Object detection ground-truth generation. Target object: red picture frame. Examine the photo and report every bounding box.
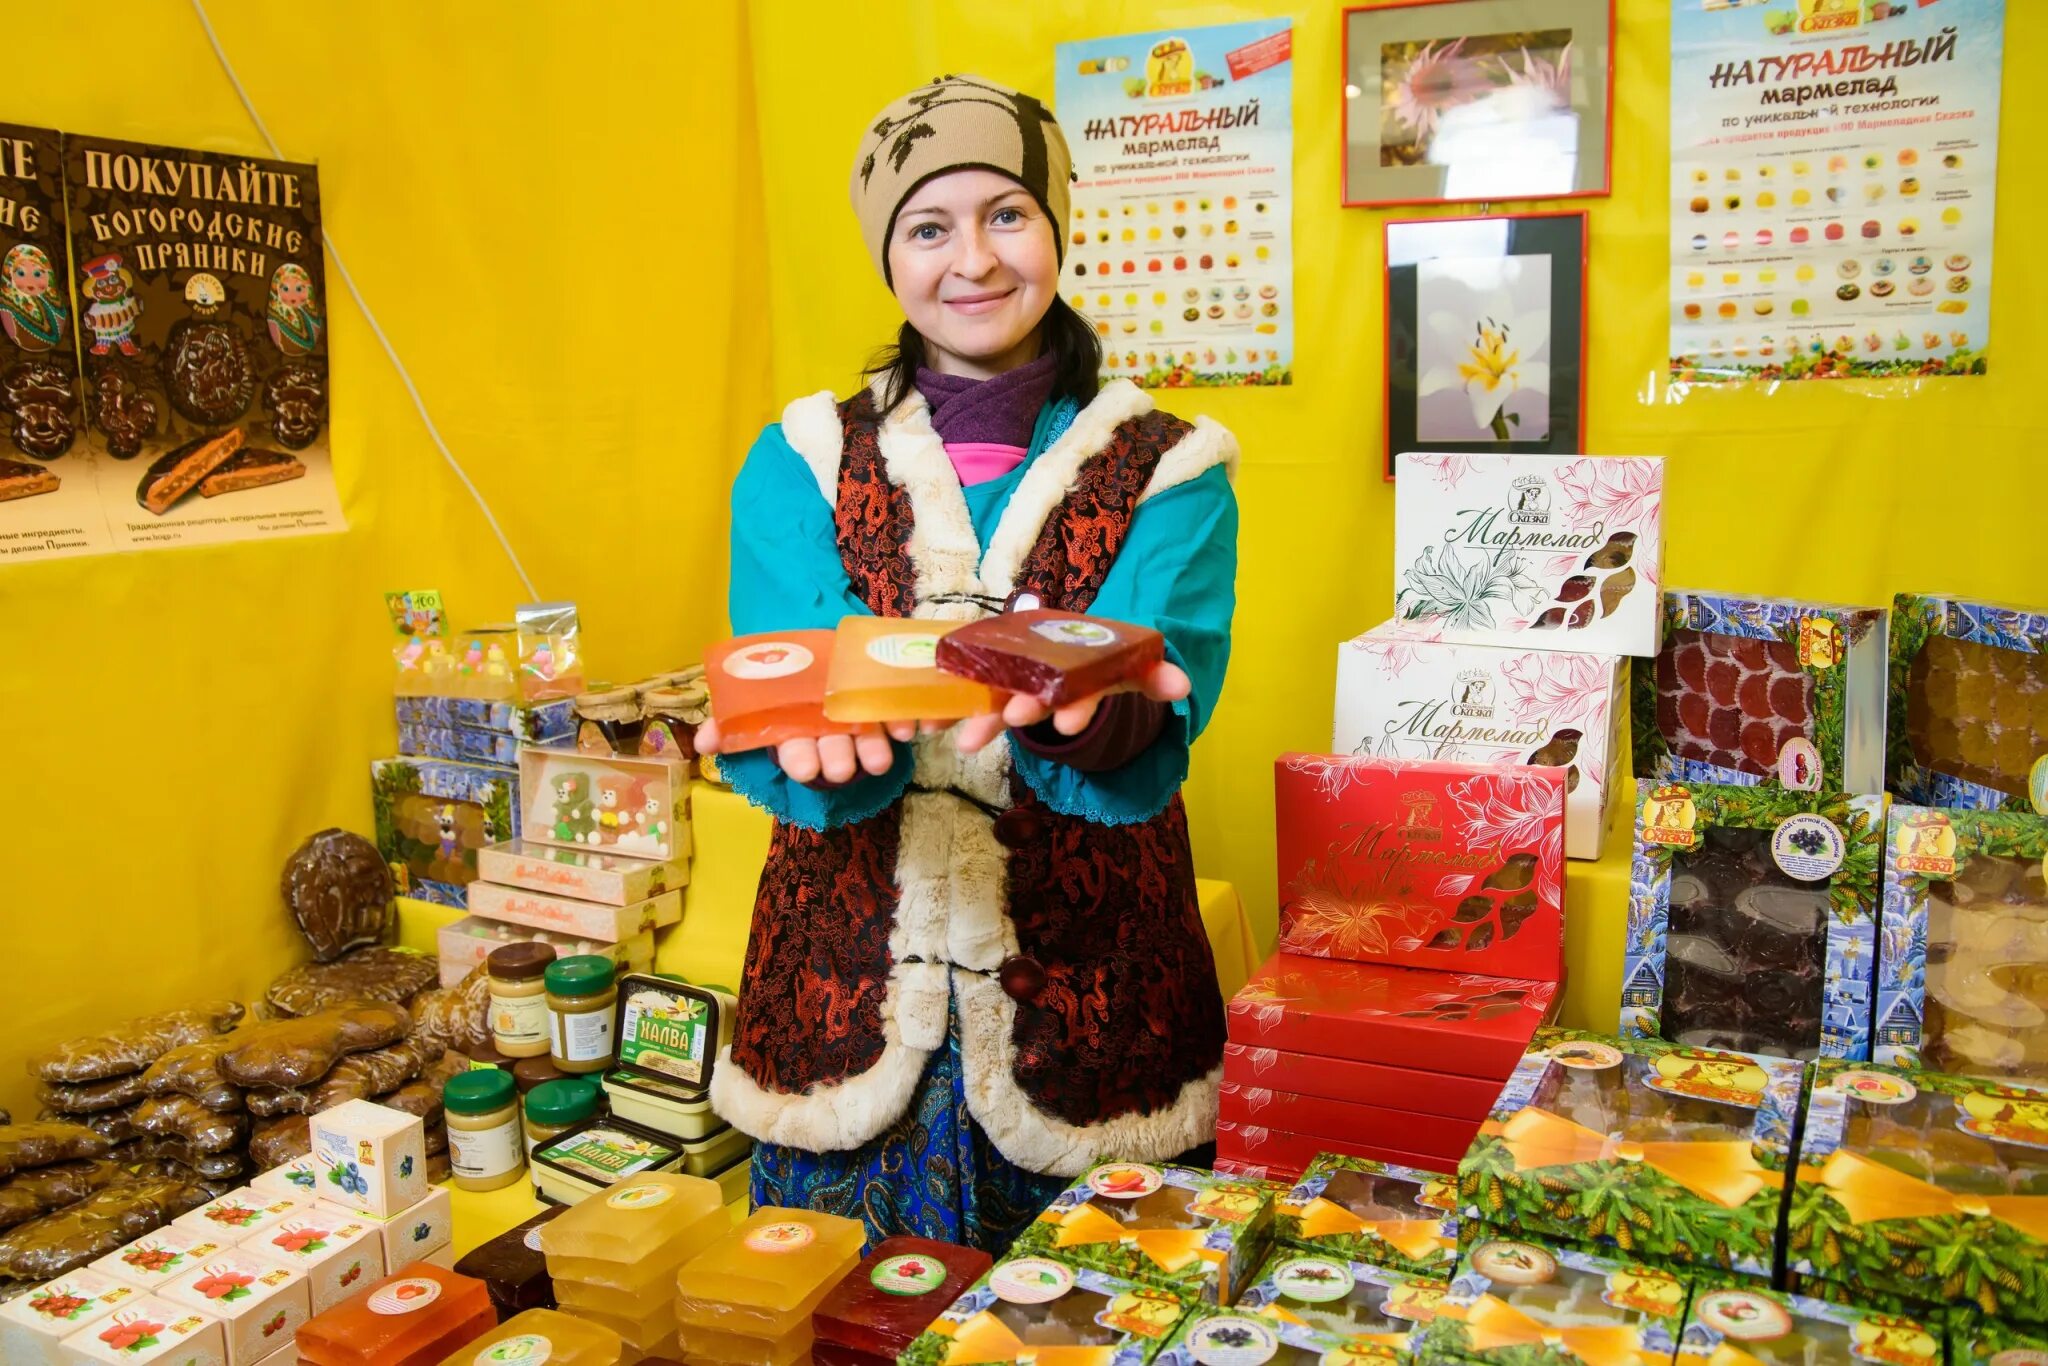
[1381,209,1589,480]
[1342,0,1616,210]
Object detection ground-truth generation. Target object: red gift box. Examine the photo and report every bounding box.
[1222,1043,1504,1120]
[1215,1119,1454,1180]
[1275,753,1566,981]
[1227,951,1557,1080]
[1218,1082,1484,1164]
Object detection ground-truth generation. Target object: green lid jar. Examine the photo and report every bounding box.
[523,1077,602,1158]
[545,955,618,1074]
[443,1069,524,1193]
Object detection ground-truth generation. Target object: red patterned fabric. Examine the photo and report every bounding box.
[729,392,1225,1137]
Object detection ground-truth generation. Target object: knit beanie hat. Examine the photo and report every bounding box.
[850,75,1073,284]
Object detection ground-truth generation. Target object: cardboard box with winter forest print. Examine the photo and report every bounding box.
[1335,620,1624,860]
[1888,592,2048,812]
[1394,452,1664,658]
[1423,1235,1689,1366]
[1011,1162,1275,1306]
[369,756,518,908]
[1459,1029,1805,1278]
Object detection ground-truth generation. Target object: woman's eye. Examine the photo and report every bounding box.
[993,208,1023,226]
[910,223,942,242]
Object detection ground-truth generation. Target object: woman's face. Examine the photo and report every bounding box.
[887,169,1056,378]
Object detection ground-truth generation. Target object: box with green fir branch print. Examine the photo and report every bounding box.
[1423,1235,1690,1366]
[1271,1153,1459,1276]
[1011,1162,1276,1306]
[1458,1028,1805,1279]
[1790,1058,2048,1325]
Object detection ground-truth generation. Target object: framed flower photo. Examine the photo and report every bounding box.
[1383,210,1586,479]
[1343,0,1614,208]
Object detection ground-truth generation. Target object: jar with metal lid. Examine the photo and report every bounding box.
[639,679,710,760]
[574,682,643,755]
[523,1077,602,1158]
[444,1069,526,1192]
[488,943,557,1059]
[546,955,618,1074]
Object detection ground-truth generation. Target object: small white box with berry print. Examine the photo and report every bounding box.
[88,1225,235,1291]
[172,1188,306,1243]
[308,1099,428,1218]
[317,1183,453,1273]
[160,1250,309,1365]
[58,1295,226,1365]
[0,1268,140,1364]
[248,1154,318,1203]
[240,1209,387,1314]
[1394,451,1665,658]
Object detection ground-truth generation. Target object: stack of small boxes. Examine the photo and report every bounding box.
[674,1208,867,1366]
[539,1171,730,1358]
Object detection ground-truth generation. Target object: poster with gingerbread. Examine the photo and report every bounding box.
[0,122,112,561]
[66,135,344,551]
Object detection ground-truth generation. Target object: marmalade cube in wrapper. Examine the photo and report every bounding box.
[1621,784,1885,1062]
[1676,1280,1942,1366]
[813,1235,994,1361]
[1010,1162,1276,1306]
[1790,1059,2048,1325]
[1874,804,2048,1084]
[1272,1153,1459,1277]
[1458,1029,1806,1279]
[1888,592,2048,811]
[899,1255,1190,1366]
[1152,1305,1391,1366]
[1423,1237,1689,1366]
[1236,1244,1448,1348]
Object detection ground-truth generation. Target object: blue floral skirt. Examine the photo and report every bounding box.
[748,1005,1068,1254]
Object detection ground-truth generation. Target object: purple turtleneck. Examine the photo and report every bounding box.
[915,352,1057,485]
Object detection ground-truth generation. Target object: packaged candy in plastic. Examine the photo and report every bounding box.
[899,1256,1189,1366]
[140,1035,246,1113]
[1153,1306,1373,1366]
[0,1121,115,1179]
[452,1205,560,1319]
[265,947,440,1017]
[1236,1246,1447,1345]
[0,1158,126,1231]
[281,827,396,963]
[35,1072,149,1115]
[131,1098,248,1154]
[219,1003,412,1089]
[1010,1162,1276,1305]
[1272,1153,1459,1278]
[935,608,1165,709]
[1423,1238,1690,1366]
[29,1003,245,1085]
[0,1178,211,1281]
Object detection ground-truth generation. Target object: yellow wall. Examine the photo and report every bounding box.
[3,1,2045,1119]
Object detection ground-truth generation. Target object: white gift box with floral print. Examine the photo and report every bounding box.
[1335,619,1624,859]
[1393,452,1665,658]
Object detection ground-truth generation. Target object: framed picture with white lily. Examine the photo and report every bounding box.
[1382,210,1586,479]
[1342,0,1613,208]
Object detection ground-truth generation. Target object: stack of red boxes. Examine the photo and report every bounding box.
[1216,753,1569,1180]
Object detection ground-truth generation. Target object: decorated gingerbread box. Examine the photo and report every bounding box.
[1151,1305,1384,1366]
[1888,592,2048,811]
[1790,1060,2048,1324]
[1875,804,2048,1083]
[1334,620,1625,860]
[475,838,690,906]
[1460,1029,1806,1279]
[1633,591,1887,793]
[516,746,690,862]
[898,1256,1190,1366]
[1237,1245,1447,1349]
[1621,784,1886,1061]
[1271,1154,1459,1278]
[1393,452,1665,658]
[1010,1163,1275,1307]
[463,881,681,943]
[1423,1236,1689,1366]
[1219,1084,1483,1172]
[369,756,519,908]
[1275,754,1566,981]
[1676,1281,1942,1366]
[1230,952,1560,1082]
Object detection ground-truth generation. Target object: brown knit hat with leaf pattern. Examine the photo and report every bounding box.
[850,75,1073,284]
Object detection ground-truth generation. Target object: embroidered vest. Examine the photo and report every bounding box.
[710,380,1233,1178]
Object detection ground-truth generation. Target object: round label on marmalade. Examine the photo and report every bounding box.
[870,1253,949,1297]
[522,1228,547,1252]
[369,1278,442,1314]
[865,632,942,669]
[1989,1352,2048,1366]
[744,1220,815,1253]
[1271,1256,1355,1304]
[1549,1041,1622,1071]
[1469,1241,1556,1285]
[1829,1070,1917,1105]
[1188,1314,1279,1366]
[1087,1163,1163,1199]
[1031,618,1117,648]
[990,1257,1074,1304]
[475,1336,552,1364]
[1771,813,1845,881]
[1778,737,1822,792]
[1696,1290,1793,1341]
[723,641,813,680]
[606,1182,673,1212]
[2031,755,2048,817]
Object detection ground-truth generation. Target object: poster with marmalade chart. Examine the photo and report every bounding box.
[1669,0,2002,383]
[66,135,345,552]
[1056,19,1295,388]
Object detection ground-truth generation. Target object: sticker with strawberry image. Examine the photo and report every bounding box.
[272,1225,331,1256]
[98,1314,165,1355]
[29,1288,96,1321]
[193,1268,255,1302]
[262,1309,289,1338]
[122,1245,183,1276]
[339,1259,365,1288]
[204,1203,261,1228]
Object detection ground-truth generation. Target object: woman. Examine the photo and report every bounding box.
[699,75,1240,1252]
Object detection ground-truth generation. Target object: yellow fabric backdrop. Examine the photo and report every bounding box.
[2,0,2044,1122]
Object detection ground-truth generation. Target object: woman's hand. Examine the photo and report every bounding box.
[694,717,918,784]
[953,661,1190,754]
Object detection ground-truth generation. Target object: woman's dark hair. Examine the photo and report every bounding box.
[863,294,1102,414]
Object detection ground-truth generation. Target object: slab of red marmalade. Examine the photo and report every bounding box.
[1275,754,1567,982]
[703,629,869,754]
[933,609,1163,707]
[1229,952,1558,1081]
